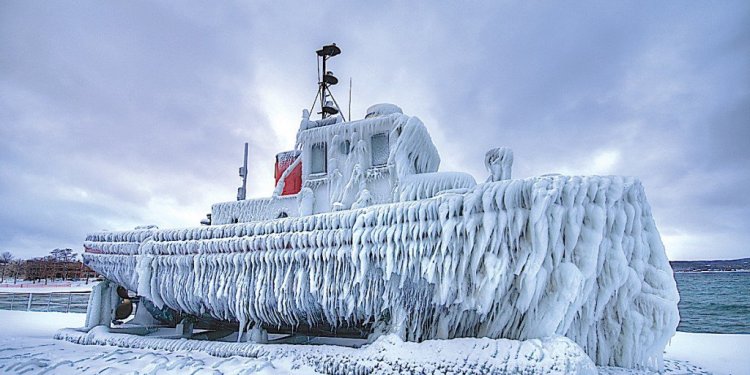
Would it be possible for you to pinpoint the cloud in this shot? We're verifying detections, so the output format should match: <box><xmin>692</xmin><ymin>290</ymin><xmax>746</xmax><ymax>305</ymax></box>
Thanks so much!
<box><xmin>1</xmin><ymin>1</ymin><xmax>748</xmax><ymax>260</ymax></box>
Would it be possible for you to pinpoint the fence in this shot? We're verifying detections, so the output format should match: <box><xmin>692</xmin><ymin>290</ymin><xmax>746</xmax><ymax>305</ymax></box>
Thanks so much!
<box><xmin>0</xmin><ymin>282</ymin><xmax>73</xmax><ymax>288</ymax></box>
<box><xmin>0</xmin><ymin>292</ymin><xmax>90</xmax><ymax>313</ymax></box>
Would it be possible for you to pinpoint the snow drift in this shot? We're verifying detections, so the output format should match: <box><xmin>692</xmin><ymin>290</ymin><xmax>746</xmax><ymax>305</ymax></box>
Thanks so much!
<box><xmin>56</xmin><ymin>327</ymin><xmax>597</xmax><ymax>374</ymax></box>
<box><xmin>83</xmin><ymin>174</ymin><xmax>679</xmax><ymax>369</ymax></box>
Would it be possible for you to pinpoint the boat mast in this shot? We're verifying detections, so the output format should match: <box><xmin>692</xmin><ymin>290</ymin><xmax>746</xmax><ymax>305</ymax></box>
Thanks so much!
<box><xmin>315</xmin><ymin>43</ymin><xmax>343</xmax><ymax>120</ymax></box>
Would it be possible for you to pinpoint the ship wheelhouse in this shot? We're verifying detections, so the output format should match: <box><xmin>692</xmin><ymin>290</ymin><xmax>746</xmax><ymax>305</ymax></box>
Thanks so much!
<box><xmin>210</xmin><ymin>103</ymin><xmax>477</xmax><ymax>225</ymax></box>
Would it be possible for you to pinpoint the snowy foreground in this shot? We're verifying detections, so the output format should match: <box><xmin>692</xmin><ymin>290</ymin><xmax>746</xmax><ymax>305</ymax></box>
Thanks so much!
<box><xmin>0</xmin><ymin>311</ymin><xmax>747</xmax><ymax>374</ymax></box>
<box><xmin>0</xmin><ymin>280</ymin><xmax>97</xmax><ymax>293</ymax></box>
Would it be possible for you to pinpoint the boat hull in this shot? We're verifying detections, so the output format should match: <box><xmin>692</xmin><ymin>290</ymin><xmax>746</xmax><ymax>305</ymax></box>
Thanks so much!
<box><xmin>83</xmin><ymin>175</ymin><xmax>678</xmax><ymax>368</ymax></box>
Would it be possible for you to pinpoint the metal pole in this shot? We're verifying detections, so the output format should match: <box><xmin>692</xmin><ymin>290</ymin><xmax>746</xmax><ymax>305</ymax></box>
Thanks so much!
<box><xmin>321</xmin><ymin>56</ymin><xmax>327</xmax><ymax>119</ymax></box>
<box><xmin>308</xmin><ymin>89</ymin><xmax>321</xmax><ymax>115</ymax></box>
<box><xmin>327</xmin><ymin>88</ymin><xmax>345</xmax><ymax>120</ymax></box>
<box><xmin>27</xmin><ymin>293</ymin><xmax>32</xmax><ymax>311</ymax></box>
<box><xmin>241</xmin><ymin>143</ymin><xmax>248</xmax><ymax>200</ymax></box>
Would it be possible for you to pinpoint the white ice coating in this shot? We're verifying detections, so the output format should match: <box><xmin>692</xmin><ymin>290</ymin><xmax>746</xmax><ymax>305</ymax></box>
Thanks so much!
<box><xmin>366</xmin><ymin>103</ymin><xmax>404</xmax><ymax>118</ymax></box>
<box><xmin>396</xmin><ymin>172</ymin><xmax>476</xmax><ymax>201</ymax></box>
<box><xmin>211</xmin><ymin>196</ymin><xmax>299</xmax><ymax>225</ymax></box>
<box><xmin>83</xmin><ymin>174</ymin><xmax>679</xmax><ymax>369</ymax></box>
<box><xmin>386</xmin><ymin>115</ymin><xmax>440</xmax><ymax>180</ymax></box>
<box><xmin>485</xmin><ymin>147</ymin><xmax>514</xmax><ymax>182</ymax></box>
<box><xmin>84</xmin><ymin>281</ymin><xmax>120</xmax><ymax>330</ymax></box>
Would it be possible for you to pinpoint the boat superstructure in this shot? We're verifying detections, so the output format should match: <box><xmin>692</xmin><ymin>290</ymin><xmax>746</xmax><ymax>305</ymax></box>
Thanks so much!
<box><xmin>80</xmin><ymin>44</ymin><xmax>679</xmax><ymax>369</ymax></box>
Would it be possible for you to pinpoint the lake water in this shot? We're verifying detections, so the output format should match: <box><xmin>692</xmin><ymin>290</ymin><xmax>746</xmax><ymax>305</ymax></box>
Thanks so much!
<box><xmin>674</xmin><ymin>271</ymin><xmax>750</xmax><ymax>334</ymax></box>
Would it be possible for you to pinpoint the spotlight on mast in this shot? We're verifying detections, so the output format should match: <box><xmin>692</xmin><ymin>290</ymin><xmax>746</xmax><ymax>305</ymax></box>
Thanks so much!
<box><xmin>314</xmin><ymin>43</ymin><xmax>344</xmax><ymax>120</ymax></box>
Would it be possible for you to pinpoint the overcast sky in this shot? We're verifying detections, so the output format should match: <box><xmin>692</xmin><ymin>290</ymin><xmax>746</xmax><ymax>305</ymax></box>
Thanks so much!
<box><xmin>1</xmin><ymin>1</ymin><xmax>748</xmax><ymax>261</ymax></box>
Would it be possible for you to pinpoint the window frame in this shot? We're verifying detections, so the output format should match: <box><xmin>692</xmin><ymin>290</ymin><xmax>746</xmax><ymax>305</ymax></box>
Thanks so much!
<box><xmin>370</xmin><ymin>132</ymin><xmax>389</xmax><ymax>167</ymax></box>
<box><xmin>310</xmin><ymin>142</ymin><xmax>328</xmax><ymax>176</ymax></box>
<box><xmin>339</xmin><ymin>139</ymin><xmax>351</xmax><ymax>155</ymax></box>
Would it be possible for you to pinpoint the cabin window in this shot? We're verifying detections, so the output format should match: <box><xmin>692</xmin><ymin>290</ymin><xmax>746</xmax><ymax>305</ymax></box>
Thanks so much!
<box><xmin>371</xmin><ymin>133</ymin><xmax>389</xmax><ymax>166</ymax></box>
<box><xmin>310</xmin><ymin>142</ymin><xmax>327</xmax><ymax>175</ymax></box>
<box><xmin>339</xmin><ymin>139</ymin><xmax>351</xmax><ymax>155</ymax></box>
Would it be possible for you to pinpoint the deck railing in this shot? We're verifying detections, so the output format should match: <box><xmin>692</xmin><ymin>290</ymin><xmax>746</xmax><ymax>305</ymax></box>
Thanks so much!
<box><xmin>0</xmin><ymin>291</ymin><xmax>89</xmax><ymax>313</ymax></box>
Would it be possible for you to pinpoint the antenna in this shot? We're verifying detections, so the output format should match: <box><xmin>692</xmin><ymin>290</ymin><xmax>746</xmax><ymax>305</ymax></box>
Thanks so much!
<box><xmin>314</xmin><ymin>43</ymin><xmax>345</xmax><ymax>120</ymax></box>
<box><xmin>237</xmin><ymin>142</ymin><xmax>248</xmax><ymax>201</ymax></box>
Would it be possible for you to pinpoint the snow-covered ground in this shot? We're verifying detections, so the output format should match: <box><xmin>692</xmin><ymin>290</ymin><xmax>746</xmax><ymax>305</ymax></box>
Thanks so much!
<box><xmin>0</xmin><ymin>310</ymin><xmax>747</xmax><ymax>374</ymax></box>
<box><xmin>663</xmin><ymin>333</ymin><xmax>749</xmax><ymax>375</ymax></box>
<box><xmin>0</xmin><ymin>280</ymin><xmax>97</xmax><ymax>294</ymax></box>
<box><xmin>0</xmin><ymin>311</ymin><xmax>311</xmax><ymax>374</ymax></box>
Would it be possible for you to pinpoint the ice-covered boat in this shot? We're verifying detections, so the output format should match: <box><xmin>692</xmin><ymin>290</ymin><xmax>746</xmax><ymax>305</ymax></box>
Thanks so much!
<box><xmin>80</xmin><ymin>44</ymin><xmax>679</xmax><ymax>369</ymax></box>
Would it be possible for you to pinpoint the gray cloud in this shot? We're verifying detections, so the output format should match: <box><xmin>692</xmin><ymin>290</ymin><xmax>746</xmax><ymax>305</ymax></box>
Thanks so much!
<box><xmin>1</xmin><ymin>1</ymin><xmax>748</xmax><ymax>260</ymax></box>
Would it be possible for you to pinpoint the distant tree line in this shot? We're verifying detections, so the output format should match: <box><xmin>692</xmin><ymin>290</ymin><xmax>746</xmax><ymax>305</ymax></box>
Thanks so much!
<box><xmin>0</xmin><ymin>248</ymin><xmax>98</xmax><ymax>284</ymax></box>
<box><xmin>670</xmin><ymin>258</ymin><xmax>750</xmax><ymax>272</ymax></box>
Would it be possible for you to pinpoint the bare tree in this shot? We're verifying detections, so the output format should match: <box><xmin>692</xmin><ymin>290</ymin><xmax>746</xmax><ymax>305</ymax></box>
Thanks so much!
<box><xmin>0</xmin><ymin>252</ymin><xmax>13</xmax><ymax>282</ymax></box>
<box><xmin>45</xmin><ymin>248</ymin><xmax>79</xmax><ymax>281</ymax></box>
<box><xmin>50</xmin><ymin>248</ymin><xmax>76</xmax><ymax>262</ymax></box>
<box><xmin>11</xmin><ymin>259</ymin><xmax>23</xmax><ymax>284</ymax></box>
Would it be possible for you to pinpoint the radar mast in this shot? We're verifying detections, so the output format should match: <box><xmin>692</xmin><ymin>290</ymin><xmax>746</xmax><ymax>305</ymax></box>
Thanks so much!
<box><xmin>312</xmin><ymin>43</ymin><xmax>345</xmax><ymax>120</ymax></box>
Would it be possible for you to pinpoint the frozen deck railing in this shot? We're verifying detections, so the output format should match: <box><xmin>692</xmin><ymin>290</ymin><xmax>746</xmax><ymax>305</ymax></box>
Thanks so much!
<box><xmin>0</xmin><ymin>291</ymin><xmax>90</xmax><ymax>313</ymax></box>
